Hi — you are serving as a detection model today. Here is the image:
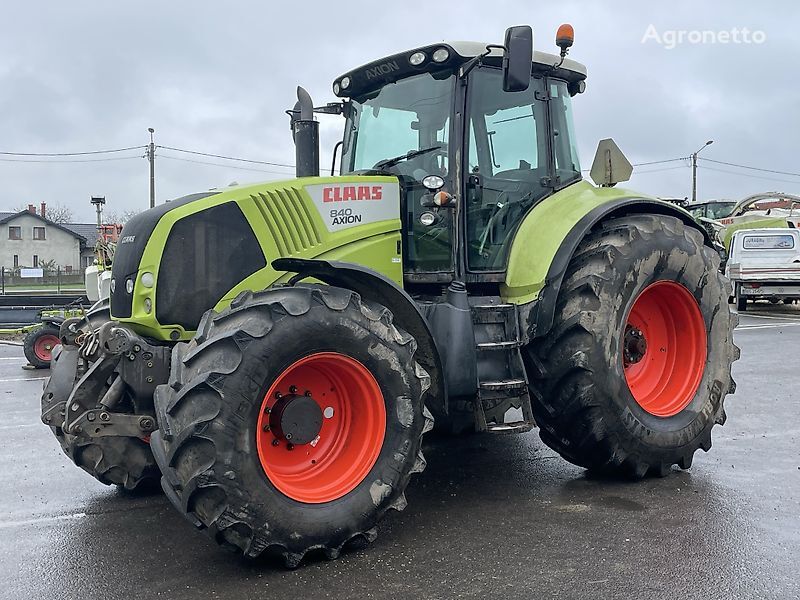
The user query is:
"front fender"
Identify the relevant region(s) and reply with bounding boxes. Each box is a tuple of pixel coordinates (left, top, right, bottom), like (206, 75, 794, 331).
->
(272, 258, 447, 417)
(503, 180, 709, 338)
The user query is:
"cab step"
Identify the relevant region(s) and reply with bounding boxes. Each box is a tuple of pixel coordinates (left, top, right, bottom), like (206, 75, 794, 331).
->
(476, 341, 522, 350)
(470, 300, 536, 434)
(479, 378, 527, 390)
(485, 421, 536, 434)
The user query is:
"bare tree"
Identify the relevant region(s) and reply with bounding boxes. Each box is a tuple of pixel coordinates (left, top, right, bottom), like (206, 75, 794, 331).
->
(44, 204, 74, 224)
(11, 202, 73, 223)
(103, 209, 140, 225)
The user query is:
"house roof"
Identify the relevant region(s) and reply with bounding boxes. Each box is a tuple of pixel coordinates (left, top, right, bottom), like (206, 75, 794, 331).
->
(0, 210, 88, 243)
(63, 223, 101, 244)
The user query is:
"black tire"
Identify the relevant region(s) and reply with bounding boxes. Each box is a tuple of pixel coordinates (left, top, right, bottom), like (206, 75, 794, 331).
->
(526, 215, 739, 478)
(44, 305, 160, 491)
(55, 430, 160, 491)
(24, 324, 61, 368)
(736, 284, 747, 312)
(151, 285, 432, 567)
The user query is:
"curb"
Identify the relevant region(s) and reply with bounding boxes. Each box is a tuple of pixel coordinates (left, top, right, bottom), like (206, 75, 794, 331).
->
(0, 340, 23, 347)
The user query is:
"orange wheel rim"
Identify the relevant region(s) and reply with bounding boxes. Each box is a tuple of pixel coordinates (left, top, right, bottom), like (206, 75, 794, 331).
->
(256, 352, 386, 503)
(623, 281, 707, 417)
(34, 334, 60, 362)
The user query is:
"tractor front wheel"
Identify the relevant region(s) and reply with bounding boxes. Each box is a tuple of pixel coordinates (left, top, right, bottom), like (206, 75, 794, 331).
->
(526, 215, 738, 477)
(151, 285, 432, 567)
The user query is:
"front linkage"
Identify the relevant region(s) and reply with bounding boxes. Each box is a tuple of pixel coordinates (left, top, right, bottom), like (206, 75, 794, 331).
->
(41, 313, 168, 490)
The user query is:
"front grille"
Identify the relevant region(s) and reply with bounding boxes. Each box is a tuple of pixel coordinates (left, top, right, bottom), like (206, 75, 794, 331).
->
(252, 188, 322, 256)
(156, 202, 266, 330)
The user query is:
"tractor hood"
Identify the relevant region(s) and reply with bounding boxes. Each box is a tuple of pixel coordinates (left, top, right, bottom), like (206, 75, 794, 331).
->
(110, 176, 404, 340)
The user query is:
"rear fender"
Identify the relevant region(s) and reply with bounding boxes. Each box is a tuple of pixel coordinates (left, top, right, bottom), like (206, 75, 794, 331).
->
(504, 181, 710, 339)
(41, 315, 65, 326)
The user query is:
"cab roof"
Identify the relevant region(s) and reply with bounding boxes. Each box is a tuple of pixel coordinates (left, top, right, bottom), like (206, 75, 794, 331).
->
(333, 40, 587, 99)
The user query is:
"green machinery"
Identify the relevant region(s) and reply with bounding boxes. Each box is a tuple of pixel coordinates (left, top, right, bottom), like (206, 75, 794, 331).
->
(41, 25, 737, 567)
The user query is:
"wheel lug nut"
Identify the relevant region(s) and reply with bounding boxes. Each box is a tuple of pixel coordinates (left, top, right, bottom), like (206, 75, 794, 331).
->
(289, 385, 297, 394)
(271, 439, 280, 447)
(304, 390, 312, 397)
(274, 391, 282, 399)
(285, 433, 292, 440)
(263, 425, 270, 432)
(286, 443, 294, 451)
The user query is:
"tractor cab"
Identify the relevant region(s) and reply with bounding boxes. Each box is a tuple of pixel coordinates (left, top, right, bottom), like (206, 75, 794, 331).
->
(297, 26, 587, 286)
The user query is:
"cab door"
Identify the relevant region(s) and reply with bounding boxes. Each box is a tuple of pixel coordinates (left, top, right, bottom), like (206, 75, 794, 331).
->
(463, 68, 552, 274)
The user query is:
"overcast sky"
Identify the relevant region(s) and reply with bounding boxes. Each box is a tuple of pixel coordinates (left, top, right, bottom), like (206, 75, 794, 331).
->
(1, 1, 797, 222)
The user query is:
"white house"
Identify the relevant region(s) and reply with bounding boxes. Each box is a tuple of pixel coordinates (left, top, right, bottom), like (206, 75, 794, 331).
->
(0, 204, 99, 271)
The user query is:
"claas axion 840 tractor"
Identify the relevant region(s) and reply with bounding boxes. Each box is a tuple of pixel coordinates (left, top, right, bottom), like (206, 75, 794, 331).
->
(42, 25, 738, 566)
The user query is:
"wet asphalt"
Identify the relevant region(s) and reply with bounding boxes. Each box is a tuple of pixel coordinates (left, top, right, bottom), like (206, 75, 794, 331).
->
(0, 306, 798, 600)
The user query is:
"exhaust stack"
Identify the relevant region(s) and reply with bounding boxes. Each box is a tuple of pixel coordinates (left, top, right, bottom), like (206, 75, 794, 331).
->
(290, 86, 320, 178)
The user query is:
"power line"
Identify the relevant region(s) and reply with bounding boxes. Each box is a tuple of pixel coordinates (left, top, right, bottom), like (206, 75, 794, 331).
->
(698, 164, 800, 186)
(159, 154, 295, 176)
(0, 154, 143, 164)
(0, 145, 145, 157)
(699, 157, 800, 178)
(633, 164, 690, 175)
(159, 145, 295, 169)
(581, 156, 688, 172)
(633, 157, 689, 167)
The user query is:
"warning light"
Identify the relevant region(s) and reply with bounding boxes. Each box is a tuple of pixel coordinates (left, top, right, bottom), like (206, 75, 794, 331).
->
(556, 24, 574, 57)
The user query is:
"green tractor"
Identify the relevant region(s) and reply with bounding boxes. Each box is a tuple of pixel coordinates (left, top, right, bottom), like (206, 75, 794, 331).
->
(41, 25, 738, 566)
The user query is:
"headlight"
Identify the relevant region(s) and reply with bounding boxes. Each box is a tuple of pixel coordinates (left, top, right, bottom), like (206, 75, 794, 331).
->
(141, 272, 154, 288)
(432, 48, 450, 63)
(143, 298, 152, 314)
(333, 82, 341, 95)
(409, 52, 426, 66)
(422, 175, 444, 191)
(340, 76, 351, 89)
(125, 279, 134, 294)
(419, 212, 436, 226)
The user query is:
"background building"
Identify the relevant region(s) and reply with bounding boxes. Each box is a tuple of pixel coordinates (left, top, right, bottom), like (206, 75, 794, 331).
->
(0, 203, 102, 271)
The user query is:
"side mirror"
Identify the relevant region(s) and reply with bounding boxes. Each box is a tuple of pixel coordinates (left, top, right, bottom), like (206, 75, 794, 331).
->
(589, 138, 633, 187)
(502, 25, 532, 92)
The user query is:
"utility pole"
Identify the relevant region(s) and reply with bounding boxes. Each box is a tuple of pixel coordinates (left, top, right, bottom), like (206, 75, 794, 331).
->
(147, 127, 156, 208)
(691, 139, 714, 202)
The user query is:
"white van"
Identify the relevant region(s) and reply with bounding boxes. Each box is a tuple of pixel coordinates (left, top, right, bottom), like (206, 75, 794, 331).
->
(725, 228, 800, 311)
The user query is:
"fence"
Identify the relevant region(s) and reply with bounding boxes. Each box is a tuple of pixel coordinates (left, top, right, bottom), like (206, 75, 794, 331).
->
(0, 267, 85, 294)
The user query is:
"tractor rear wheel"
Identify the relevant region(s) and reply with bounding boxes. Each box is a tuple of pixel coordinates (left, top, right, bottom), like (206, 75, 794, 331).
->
(151, 285, 432, 567)
(526, 215, 738, 477)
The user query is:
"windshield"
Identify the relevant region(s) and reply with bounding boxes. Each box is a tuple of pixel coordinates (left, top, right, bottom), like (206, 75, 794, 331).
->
(342, 72, 454, 177)
(706, 202, 736, 219)
(341, 72, 456, 273)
